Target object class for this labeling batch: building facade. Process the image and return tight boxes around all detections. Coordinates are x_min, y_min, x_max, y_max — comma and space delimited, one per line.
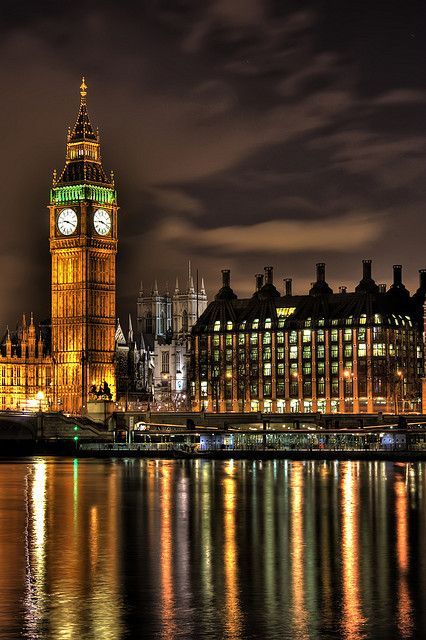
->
190, 262, 425, 414
137, 268, 207, 409
49, 78, 118, 414
0, 315, 52, 411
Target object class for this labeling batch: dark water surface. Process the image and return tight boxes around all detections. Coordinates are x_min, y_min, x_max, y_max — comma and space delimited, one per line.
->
0, 458, 425, 639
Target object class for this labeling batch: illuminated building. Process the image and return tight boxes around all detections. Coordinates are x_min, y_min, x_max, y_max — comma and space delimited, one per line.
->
115, 316, 154, 409
49, 78, 118, 414
0, 314, 52, 411
190, 262, 425, 414
137, 265, 207, 409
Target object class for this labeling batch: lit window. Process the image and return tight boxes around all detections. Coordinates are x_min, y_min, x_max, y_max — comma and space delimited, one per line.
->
359, 314, 367, 325
277, 307, 296, 318
214, 321, 221, 332
226, 321, 233, 331
373, 343, 386, 357
263, 363, 272, 377
290, 346, 298, 360
263, 332, 271, 345
358, 343, 367, 357
201, 381, 208, 397
238, 333, 245, 345
277, 363, 285, 376
277, 332, 284, 344
264, 318, 272, 329
252, 319, 259, 329
303, 330, 311, 343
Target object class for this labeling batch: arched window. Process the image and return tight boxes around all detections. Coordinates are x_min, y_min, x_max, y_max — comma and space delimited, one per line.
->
182, 310, 188, 333
160, 312, 166, 335
146, 312, 153, 334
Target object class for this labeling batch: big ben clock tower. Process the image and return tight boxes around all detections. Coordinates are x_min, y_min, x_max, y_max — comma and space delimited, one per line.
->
50, 78, 118, 415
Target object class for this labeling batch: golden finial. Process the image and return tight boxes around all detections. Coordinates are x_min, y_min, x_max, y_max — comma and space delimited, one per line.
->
80, 76, 88, 100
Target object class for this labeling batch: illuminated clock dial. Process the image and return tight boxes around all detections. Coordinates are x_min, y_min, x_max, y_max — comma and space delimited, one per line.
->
93, 209, 111, 236
57, 208, 78, 236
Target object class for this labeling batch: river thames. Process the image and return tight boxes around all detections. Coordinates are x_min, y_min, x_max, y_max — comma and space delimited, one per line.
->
0, 458, 425, 639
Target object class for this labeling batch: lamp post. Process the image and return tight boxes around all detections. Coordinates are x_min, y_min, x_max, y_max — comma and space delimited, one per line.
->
36, 390, 45, 413
395, 370, 404, 414
36, 391, 45, 441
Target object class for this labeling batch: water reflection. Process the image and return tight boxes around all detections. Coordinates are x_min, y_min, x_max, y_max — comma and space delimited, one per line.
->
341, 462, 365, 639
160, 464, 175, 639
290, 462, 308, 639
0, 459, 424, 639
394, 466, 413, 638
223, 460, 243, 639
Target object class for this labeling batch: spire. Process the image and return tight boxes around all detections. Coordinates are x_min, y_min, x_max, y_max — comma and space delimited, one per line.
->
54, 77, 113, 188
174, 277, 180, 295
201, 277, 206, 295
128, 314, 134, 343
69, 77, 97, 142
115, 318, 126, 345
189, 275, 195, 294
139, 280, 144, 296
80, 76, 87, 102
153, 280, 159, 295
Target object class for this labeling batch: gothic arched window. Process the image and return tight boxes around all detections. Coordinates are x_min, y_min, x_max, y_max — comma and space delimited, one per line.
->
182, 310, 188, 333
146, 312, 153, 334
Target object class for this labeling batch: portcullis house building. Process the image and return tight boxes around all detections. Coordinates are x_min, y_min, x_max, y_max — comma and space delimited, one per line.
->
190, 261, 425, 414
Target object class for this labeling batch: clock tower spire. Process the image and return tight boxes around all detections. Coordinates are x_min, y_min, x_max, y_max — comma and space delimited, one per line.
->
50, 78, 118, 415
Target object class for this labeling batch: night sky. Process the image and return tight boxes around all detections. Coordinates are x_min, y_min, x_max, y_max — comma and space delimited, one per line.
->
1, 1, 425, 327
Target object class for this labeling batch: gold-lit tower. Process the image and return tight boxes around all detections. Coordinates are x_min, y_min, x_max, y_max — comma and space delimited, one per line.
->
50, 78, 118, 414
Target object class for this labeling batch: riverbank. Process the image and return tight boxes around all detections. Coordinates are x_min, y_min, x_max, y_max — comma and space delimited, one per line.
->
67, 448, 426, 462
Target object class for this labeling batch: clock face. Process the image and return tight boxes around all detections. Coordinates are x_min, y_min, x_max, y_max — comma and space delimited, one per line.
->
57, 208, 78, 236
93, 209, 111, 236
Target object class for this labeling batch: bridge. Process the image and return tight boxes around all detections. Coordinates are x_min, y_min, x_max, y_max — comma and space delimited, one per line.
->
0, 411, 111, 443
112, 410, 425, 432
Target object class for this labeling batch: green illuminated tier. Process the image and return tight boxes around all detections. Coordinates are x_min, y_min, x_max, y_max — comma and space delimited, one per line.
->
51, 184, 117, 206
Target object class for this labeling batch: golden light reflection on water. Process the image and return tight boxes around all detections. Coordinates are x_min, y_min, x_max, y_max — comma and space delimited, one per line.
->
290, 462, 308, 639
395, 466, 413, 638
160, 464, 176, 639
22, 459, 124, 640
341, 461, 365, 640
24, 459, 47, 637
223, 460, 243, 639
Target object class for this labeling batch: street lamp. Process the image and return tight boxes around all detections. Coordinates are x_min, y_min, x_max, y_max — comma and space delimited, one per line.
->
36, 391, 45, 413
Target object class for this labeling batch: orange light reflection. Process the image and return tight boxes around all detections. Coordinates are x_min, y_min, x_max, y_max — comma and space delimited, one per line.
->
341, 462, 365, 640
395, 468, 413, 638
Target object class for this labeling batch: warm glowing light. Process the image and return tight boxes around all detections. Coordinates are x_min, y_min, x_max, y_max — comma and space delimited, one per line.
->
341, 462, 365, 639
223, 460, 242, 638
395, 468, 413, 637
290, 462, 308, 637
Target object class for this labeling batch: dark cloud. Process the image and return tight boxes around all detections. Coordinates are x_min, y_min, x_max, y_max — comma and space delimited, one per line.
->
0, 0, 425, 326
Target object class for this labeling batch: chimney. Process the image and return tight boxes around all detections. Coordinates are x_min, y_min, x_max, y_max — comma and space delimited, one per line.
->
255, 274, 264, 291
339, 286, 347, 294
419, 269, 426, 290
393, 265, 402, 286
284, 278, 292, 296
222, 269, 231, 288
378, 283, 386, 293
363, 259, 372, 280
264, 266, 273, 285
316, 262, 325, 282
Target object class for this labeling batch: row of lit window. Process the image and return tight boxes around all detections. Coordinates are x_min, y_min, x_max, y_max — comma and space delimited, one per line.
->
211, 314, 413, 332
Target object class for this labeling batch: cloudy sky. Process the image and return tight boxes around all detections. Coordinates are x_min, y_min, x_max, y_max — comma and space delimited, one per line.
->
0, 0, 425, 325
